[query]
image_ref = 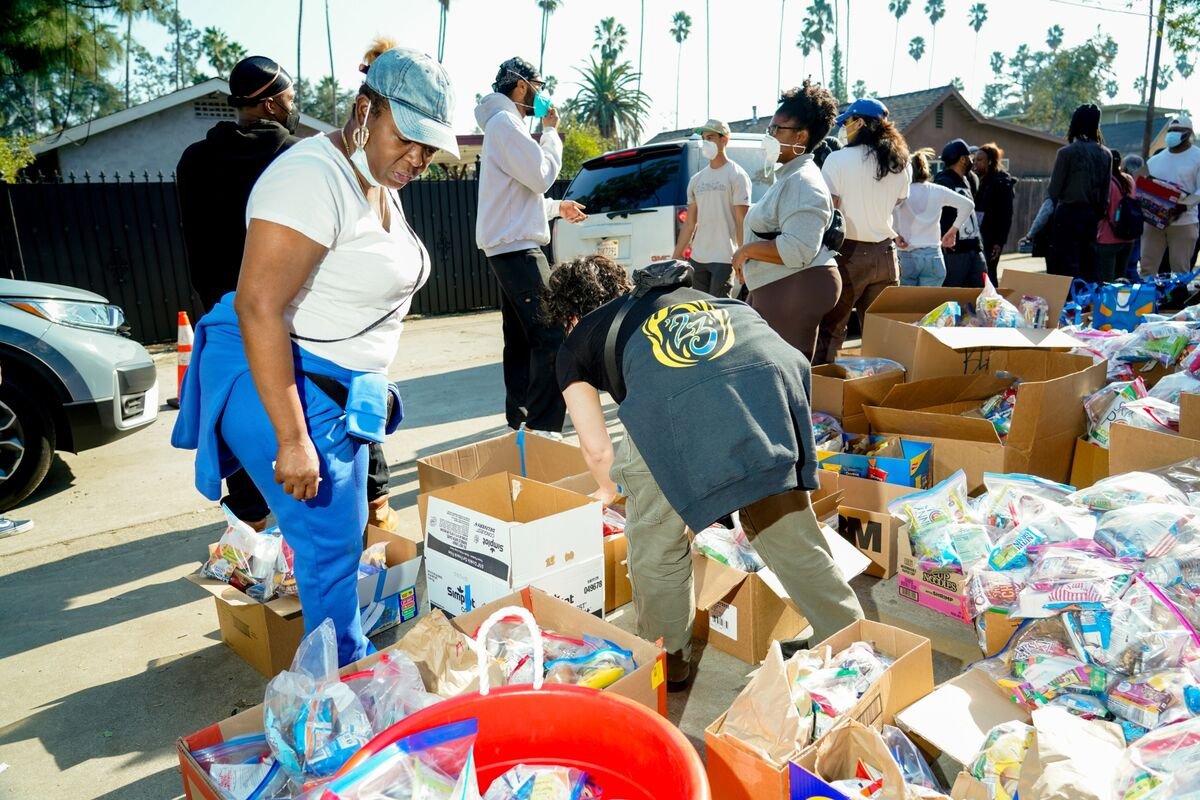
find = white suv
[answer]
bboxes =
[552,133,773,271]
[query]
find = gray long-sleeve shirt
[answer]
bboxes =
[1048,139,1112,211]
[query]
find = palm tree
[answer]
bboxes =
[968,2,988,101]
[670,10,692,128]
[324,0,336,123]
[1177,55,1194,107]
[537,0,563,76]
[296,0,303,88]
[572,57,649,144]
[802,16,827,83]
[924,0,944,88]
[805,1,834,84]
[887,0,911,94]
[594,17,628,65]
[1046,24,1063,52]
[436,0,450,62]
[202,27,247,76]
[116,0,162,108]
[908,35,925,68]
[797,30,814,78]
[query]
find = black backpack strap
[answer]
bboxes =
[602,260,695,399]
[603,295,637,401]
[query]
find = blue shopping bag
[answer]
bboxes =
[1093,282,1158,331]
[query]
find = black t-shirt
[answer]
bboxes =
[556,285,709,403]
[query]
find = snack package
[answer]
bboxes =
[1019,295,1050,329]
[1027,544,1136,604]
[202,505,289,601]
[319,718,479,800]
[976,473,1076,532]
[834,357,906,378]
[543,646,636,690]
[1107,669,1200,730]
[1084,378,1149,448]
[976,276,1024,328]
[1094,504,1200,560]
[988,524,1049,570]
[1144,544,1200,590]
[1116,397,1182,435]
[1113,714,1200,799]
[813,412,845,453]
[1067,472,1188,512]
[1117,321,1193,368]
[1072,578,1199,676]
[1149,371,1200,404]
[482,765,600,800]
[693,524,766,572]
[888,471,972,540]
[969,569,1030,616]
[969,721,1035,800]
[976,387,1019,440]
[919,301,962,328]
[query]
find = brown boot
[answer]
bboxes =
[367,497,400,532]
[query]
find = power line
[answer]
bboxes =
[1045,0,1157,17]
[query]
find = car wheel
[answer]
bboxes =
[0,382,55,512]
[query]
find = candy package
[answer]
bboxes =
[919,301,961,328]
[1084,378,1149,448]
[1019,295,1050,329]
[1067,472,1188,512]
[1094,504,1200,560]
[834,356,906,378]
[888,470,972,540]
[1113,714,1200,799]
[201,505,291,602]
[319,718,479,800]
[813,412,845,453]
[544,646,636,690]
[1117,397,1181,435]
[968,721,1034,800]
[975,277,1024,328]
[975,473,1076,532]
[482,764,600,800]
[988,524,1049,571]
[1149,371,1200,404]
[1107,669,1200,730]
[969,569,1030,616]
[693,524,766,572]
[1116,321,1193,368]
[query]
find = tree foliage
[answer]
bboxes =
[830,42,847,101]
[909,36,926,63]
[0,136,35,182]
[571,57,649,145]
[594,17,628,64]
[559,114,611,178]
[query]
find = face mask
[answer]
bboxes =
[761,134,782,169]
[350,101,384,188]
[700,139,718,160]
[1167,131,1189,148]
[282,103,300,135]
[842,119,864,144]
[530,85,552,118]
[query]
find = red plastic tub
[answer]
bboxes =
[344,683,709,799]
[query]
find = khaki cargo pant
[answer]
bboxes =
[611,435,864,662]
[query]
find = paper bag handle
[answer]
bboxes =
[473,606,544,695]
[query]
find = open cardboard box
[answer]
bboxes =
[1070,435,1110,489]
[861,272,1079,382]
[811,363,905,429]
[451,586,667,716]
[186,525,423,678]
[416,430,595,497]
[818,437,933,489]
[1109,419,1200,473]
[704,619,934,800]
[864,352,1106,488]
[834,473,916,579]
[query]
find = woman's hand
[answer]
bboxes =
[560,200,588,222]
[275,438,321,501]
[990,243,1003,261]
[941,229,958,249]
[895,234,908,249]
[591,481,621,506]
[732,246,751,285]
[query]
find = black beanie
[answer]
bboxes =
[1071,103,1101,133]
[228,56,293,107]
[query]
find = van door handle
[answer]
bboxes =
[606,209,656,219]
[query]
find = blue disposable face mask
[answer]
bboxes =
[509,71,551,118]
[1167,130,1189,148]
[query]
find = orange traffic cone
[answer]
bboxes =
[166,311,194,409]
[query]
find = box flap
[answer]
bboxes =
[1181,393,1200,440]
[836,473,919,511]
[863,286,996,317]
[921,326,1083,352]
[1110,423,1200,473]
[998,269,1072,329]
[878,374,1013,410]
[692,555,750,611]
[865,405,1002,445]
[184,570,303,615]
[895,667,1031,766]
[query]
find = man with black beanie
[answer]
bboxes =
[934,138,988,287]
[176,55,300,530]
[1047,103,1111,281]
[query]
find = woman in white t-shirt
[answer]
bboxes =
[893,149,976,286]
[172,48,456,666]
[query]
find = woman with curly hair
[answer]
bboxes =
[730,81,841,361]
[544,255,863,690]
[814,98,911,364]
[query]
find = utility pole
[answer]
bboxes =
[706,0,711,119]
[297,0,303,90]
[1144,0,1168,158]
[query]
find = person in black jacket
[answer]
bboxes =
[1047,104,1112,281]
[973,142,1016,286]
[934,138,988,287]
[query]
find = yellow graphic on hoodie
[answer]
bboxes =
[642,301,736,368]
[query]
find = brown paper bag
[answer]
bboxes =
[393,610,503,697]
[814,721,953,800]
[1016,707,1125,800]
[718,641,813,765]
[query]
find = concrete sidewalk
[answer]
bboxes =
[0,255,1046,797]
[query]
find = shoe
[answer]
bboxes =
[0,517,34,538]
[368,498,400,532]
[779,625,816,660]
[666,650,692,693]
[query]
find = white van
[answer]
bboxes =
[552,133,773,271]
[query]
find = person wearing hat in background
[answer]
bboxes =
[814,98,910,365]
[972,142,1017,286]
[1047,103,1111,281]
[1141,114,1200,276]
[176,54,301,534]
[475,57,588,435]
[672,119,752,298]
[934,138,988,287]
[173,48,458,666]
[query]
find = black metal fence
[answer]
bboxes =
[0,172,571,344]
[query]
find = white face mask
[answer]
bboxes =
[350,100,384,188]
[699,139,719,161]
[761,134,782,169]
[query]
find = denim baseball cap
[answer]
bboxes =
[835,98,889,126]
[365,48,459,158]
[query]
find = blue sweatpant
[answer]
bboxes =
[217,371,370,666]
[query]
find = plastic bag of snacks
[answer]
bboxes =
[264,619,373,784]
[969,569,1030,616]
[479,617,636,689]
[1084,378,1149,448]
[202,505,291,602]
[919,301,961,328]
[812,412,845,453]
[353,651,440,734]
[1019,295,1050,329]
[1071,577,1200,677]
[1117,397,1182,435]
[975,473,1075,532]
[1149,371,1200,404]
[889,470,973,540]
[190,733,292,799]
[975,277,1024,328]
[881,724,945,792]
[1116,321,1193,368]
[1094,504,1200,560]
[834,356,906,378]
[482,765,601,800]
[1113,714,1200,798]
[693,524,766,572]
[319,718,479,800]
[1067,471,1188,512]
[975,387,1019,440]
[1107,668,1200,731]
[544,645,636,690]
[968,721,1035,800]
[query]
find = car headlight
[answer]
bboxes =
[4,298,126,333]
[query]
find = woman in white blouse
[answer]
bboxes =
[173,48,455,665]
[892,148,976,286]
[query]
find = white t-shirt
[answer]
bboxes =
[1147,145,1200,226]
[686,160,752,263]
[821,145,912,243]
[247,136,429,373]
[893,182,976,250]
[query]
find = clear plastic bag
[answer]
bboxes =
[1072,578,1200,676]
[358,542,388,579]
[1107,669,1200,730]
[357,651,439,734]
[319,718,479,800]
[1116,397,1182,436]
[988,523,1050,571]
[693,524,766,573]
[834,357,906,378]
[977,473,1075,532]
[832,641,893,696]
[918,300,962,328]
[1020,295,1050,329]
[969,569,1030,616]
[889,470,973,539]
[881,724,945,792]
[1116,321,1194,368]
[968,721,1035,800]
[1150,371,1200,404]
[1028,544,1136,597]
[482,765,600,800]
[544,646,636,690]
[1113,714,1200,799]
[1084,378,1150,448]
[1094,504,1200,560]
[202,505,288,602]
[1068,472,1188,512]
[975,277,1024,328]
[602,505,626,537]
[812,412,844,453]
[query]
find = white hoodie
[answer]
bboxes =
[474,92,564,257]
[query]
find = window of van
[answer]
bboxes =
[565,145,688,213]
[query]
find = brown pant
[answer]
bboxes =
[748,264,842,361]
[814,239,899,365]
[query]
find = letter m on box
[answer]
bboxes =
[838,513,882,553]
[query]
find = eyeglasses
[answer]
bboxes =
[767,124,802,136]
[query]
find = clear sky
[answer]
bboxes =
[134,0,1197,141]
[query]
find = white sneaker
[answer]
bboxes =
[0,517,33,538]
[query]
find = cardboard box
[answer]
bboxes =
[423,473,603,617]
[451,587,667,716]
[1109,422,1200,473]
[603,532,632,611]
[811,363,906,423]
[977,609,1023,658]
[861,278,1081,382]
[416,430,594,496]
[819,437,933,489]
[1180,392,1200,439]
[186,525,423,678]
[895,667,1031,768]
[1070,435,1110,489]
[865,352,1106,486]
[834,473,915,579]
[704,620,934,800]
[424,549,512,617]
[896,528,972,623]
